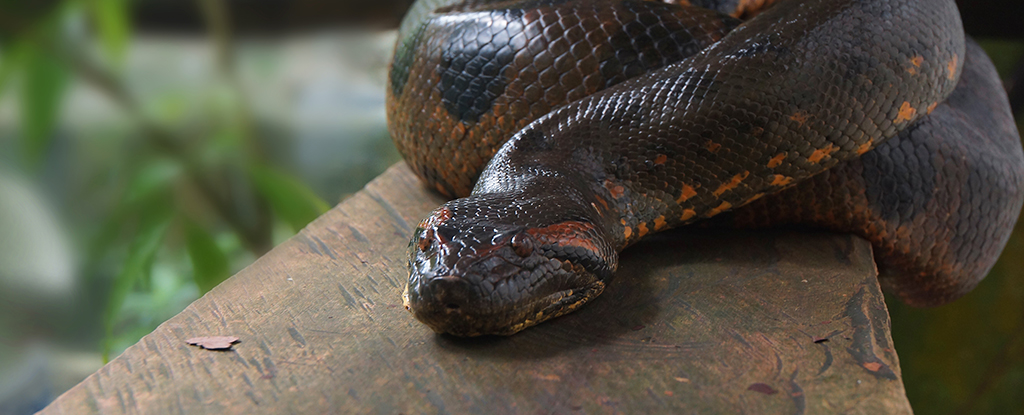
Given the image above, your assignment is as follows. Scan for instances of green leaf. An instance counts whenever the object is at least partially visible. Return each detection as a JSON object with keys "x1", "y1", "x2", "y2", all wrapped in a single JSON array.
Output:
[
  {"x1": 19, "y1": 46, "x2": 70, "y2": 166},
  {"x1": 90, "y1": 0, "x2": 131, "y2": 62},
  {"x1": 102, "y1": 215, "x2": 170, "y2": 362},
  {"x1": 0, "y1": 41, "x2": 28, "y2": 97},
  {"x1": 185, "y1": 220, "x2": 230, "y2": 294},
  {"x1": 248, "y1": 165, "x2": 330, "y2": 232},
  {"x1": 124, "y1": 159, "x2": 182, "y2": 205}
]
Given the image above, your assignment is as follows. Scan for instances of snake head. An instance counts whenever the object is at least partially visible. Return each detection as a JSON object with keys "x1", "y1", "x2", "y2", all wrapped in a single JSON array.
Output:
[{"x1": 403, "y1": 195, "x2": 616, "y2": 336}]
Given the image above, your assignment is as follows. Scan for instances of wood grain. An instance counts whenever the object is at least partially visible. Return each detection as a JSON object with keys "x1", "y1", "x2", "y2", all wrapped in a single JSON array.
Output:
[{"x1": 40, "y1": 163, "x2": 912, "y2": 414}]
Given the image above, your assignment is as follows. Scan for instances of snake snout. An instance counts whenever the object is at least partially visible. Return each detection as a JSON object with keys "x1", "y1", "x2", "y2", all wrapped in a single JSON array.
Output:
[
  {"x1": 405, "y1": 272, "x2": 499, "y2": 336},
  {"x1": 416, "y1": 275, "x2": 475, "y2": 313}
]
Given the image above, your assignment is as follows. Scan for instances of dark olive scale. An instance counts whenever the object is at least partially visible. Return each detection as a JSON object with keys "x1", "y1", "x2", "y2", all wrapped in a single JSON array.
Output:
[
  {"x1": 389, "y1": 0, "x2": 1020, "y2": 337},
  {"x1": 388, "y1": 0, "x2": 741, "y2": 196}
]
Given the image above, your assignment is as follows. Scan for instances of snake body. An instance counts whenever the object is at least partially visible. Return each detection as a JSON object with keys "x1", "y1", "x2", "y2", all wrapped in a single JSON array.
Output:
[{"x1": 387, "y1": 0, "x2": 1024, "y2": 336}]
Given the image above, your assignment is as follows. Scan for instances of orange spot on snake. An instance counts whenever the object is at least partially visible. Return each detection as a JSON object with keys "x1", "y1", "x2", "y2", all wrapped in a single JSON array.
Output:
[
  {"x1": 653, "y1": 154, "x2": 668, "y2": 165},
  {"x1": 623, "y1": 226, "x2": 632, "y2": 239},
  {"x1": 926, "y1": 102, "x2": 938, "y2": 114},
  {"x1": 680, "y1": 209, "x2": 696, "y2": 221},
  {"x1": 676, "y1": 183, "x2": 699, "y2": 204},
  {"x1": 895, "y1": 101, "x2": 916, "y2": 123},
  {"x1": 637, "y1": 223, "x2": 649, "y2": 238},
  {"x1": 947, "y1": 54, "x2": 958, "y2": 80},
  {"x1": 604, "y1": 180, "x2": 626, "y2": 199},
  {"x1": 906, "y1": 55, "x2": 923, "y2": 74},
  {"x1": 713, "y1": 171, "x2": 750, "y2": 197},
  {"x1": 863, "y1": 362, "x2": 882, "y2": 372},
  {"x1": 705, "y1": 141, "x2": 722, "y2": 153},
  {"x1": 770, "y1": 174, "x2": 794, "y2": 187},
  {"x1": 808, "y1": 144, "x2": 838, "y2": 164},
  {"x1": 789, "y1": 111, "x2": 809, "y2": 125},
  {"x1": 856, "y1": 139, "x2": 874, "y2": 155},
  {"x1": 767, "y1": 152, "x2": 786, "y2": 168},
  {"x1": 653, "y1": 215, "x2": 667, "y2": 231},
  {"x1": 706, "y1": 201, "x2": 732, "y2": 217}
]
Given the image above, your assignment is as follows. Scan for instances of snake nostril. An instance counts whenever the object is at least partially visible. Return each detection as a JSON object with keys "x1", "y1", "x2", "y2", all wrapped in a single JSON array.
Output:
[{"x1": 420, "y1": 276, "x2": 474, "y2": 315}]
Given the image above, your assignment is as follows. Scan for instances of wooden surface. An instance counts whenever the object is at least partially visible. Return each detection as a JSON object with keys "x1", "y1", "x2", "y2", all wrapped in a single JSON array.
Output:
[{"x1": 40, "y1": 163, "x2": 912, "y2": 414}]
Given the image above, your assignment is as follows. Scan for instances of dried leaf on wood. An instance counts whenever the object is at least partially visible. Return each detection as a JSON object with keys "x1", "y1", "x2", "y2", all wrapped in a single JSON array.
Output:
[{"x1": 186, "y1": 336, "x2": 240, "y2": 350}]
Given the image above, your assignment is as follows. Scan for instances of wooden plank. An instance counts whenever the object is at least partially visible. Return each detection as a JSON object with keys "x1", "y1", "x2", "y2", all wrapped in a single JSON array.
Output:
[{"x1": 40, "y1": 163, "x2": 912, "y2": 414}]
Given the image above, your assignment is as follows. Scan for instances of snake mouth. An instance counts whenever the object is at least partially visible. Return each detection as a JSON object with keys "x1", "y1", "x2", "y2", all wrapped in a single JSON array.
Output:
[{"x1": 404, "y1": 275, "x2": 605, "y2": 337}]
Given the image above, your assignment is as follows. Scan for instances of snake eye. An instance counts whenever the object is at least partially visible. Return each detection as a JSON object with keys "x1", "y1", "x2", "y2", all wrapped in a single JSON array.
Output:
[
  {"x1": 511, "y1": 233, "x2": 534, "y2": 257},
  {"x1": 418, "y1": 228, "x2": 434, "y2": 252}
]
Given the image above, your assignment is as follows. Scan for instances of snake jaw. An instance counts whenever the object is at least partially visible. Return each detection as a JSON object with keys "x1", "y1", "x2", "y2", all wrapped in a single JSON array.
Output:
[{"x1": 404, "y1": 200, "x2": 616, "y2": 336}]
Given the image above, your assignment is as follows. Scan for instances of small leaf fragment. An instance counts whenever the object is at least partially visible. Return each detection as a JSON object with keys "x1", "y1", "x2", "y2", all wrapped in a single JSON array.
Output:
[{"x1": 187, "y1": 336, "x2": 240, "y2": 350}]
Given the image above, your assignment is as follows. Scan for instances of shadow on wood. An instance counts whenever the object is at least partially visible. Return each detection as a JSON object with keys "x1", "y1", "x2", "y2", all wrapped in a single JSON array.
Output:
[{"x1": 40, "y1": 163, "x2": 912, "y2": 414}]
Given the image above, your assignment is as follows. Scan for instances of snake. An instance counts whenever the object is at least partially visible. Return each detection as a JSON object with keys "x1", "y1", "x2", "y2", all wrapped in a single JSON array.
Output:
[{"x1": 386, "y1": 0, "x2": 1024, "y2": 336}]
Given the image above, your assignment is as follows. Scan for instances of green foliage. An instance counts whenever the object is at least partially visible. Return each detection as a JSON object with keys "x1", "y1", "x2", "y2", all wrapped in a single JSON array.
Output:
[
  {"x1": 0, "y1": 41, "x2": 28, "y2": 97},
  {"x1": 0, "y1": 0, "x2": 341, "y2": 362},
  {"x1": 19, "y1": 45, "x2": 70, "y2": 166},
  {"x1": 185, "y1": 220, "x2": 230, "y2": 294},
  {"x1": 102, "y1": 214, "x2": 170, "y2": 362},
  {"x1": 89, "y1": 0, "x2": 131, "y2": 62},
  {"x1": 249, "y1": 164, "x2": 331, "y2": 232}
]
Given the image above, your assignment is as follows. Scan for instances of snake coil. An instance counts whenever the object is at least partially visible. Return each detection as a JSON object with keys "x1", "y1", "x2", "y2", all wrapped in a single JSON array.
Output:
[{"x1": 387, "y1": 0, "x2": 1024, "y2": 336}]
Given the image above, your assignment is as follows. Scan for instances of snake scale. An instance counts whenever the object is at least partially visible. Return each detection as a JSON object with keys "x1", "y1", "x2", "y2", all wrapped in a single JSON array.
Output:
[{"x1": 386, "y1": 0, "x2": 1024, "y2": 336}]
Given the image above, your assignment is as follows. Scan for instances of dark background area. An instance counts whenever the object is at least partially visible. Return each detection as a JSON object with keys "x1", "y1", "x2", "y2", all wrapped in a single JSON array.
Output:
[{"x1": 0, "y1": 0, "x2": 1022, "y2": 413}]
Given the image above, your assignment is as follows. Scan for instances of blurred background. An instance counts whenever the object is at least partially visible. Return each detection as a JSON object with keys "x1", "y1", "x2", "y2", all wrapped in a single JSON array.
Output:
[{"x1": 0, "y1": 0, "x2": 1021, "y2": 414}]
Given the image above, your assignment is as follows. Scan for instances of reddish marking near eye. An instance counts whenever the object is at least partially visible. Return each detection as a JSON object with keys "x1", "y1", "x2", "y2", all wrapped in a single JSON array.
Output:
[
  {"x1": 767, "y1": 152, "x2": 786, "y2": 168},
  {"x1": 713, "y1": 171, "x2": 750, "y2": 197},
  {"x1": 676, "y1": 183, "x2": 699, "y2": 204},
  {"x1": 526, "y1": 221, "x2": 602, "y2": 254},
  {"x1": 808, "y1": 144, "x2": 838, "y2": 164},
  {"x1": 895, "y1": 101, "x2": 916, "y2": 123},
  {"x1": 418, "y1": 228, "x2": 434, "y2": 252},
  {"x1": 653, "y1": 154, "x2": 668, "y2": 165},
  {"x1": 436, "y1": 207, "x2": 453, "y2": 222},
  {"x1": 421, "y1": 207, "x2": 453, "y2": 229}
]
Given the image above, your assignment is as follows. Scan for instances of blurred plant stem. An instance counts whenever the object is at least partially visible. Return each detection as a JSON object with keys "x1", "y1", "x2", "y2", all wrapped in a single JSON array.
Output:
[
  {"x1": 1, "y1": 1, "x2": 276, "y2": 254},
  {"x1": 1, "y1": 0, "x2": 332, "y2": 361}
]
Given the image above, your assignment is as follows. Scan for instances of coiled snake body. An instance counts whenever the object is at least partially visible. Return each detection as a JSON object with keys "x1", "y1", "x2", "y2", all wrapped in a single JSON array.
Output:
[{"x1": 387, "y1": 0, "x2": 1024, "y2": 336}]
